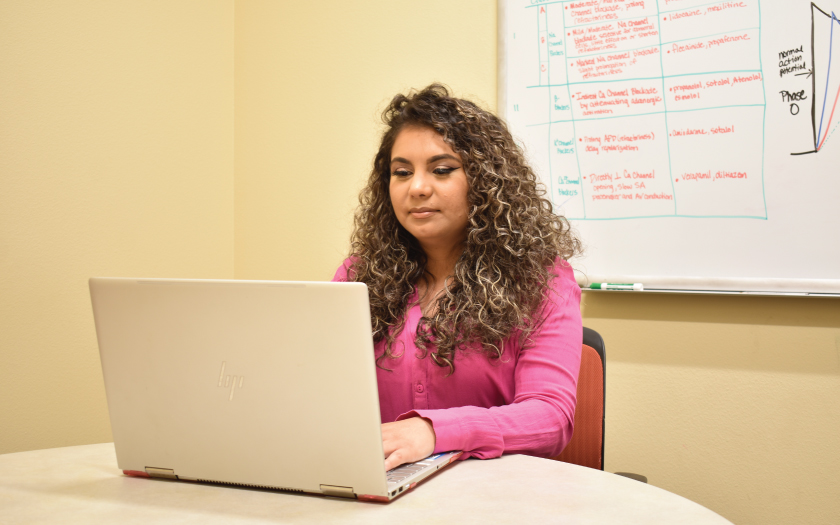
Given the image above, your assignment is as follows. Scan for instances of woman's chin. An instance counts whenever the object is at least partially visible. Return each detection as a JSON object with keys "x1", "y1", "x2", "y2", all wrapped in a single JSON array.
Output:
[{"x1": 411, "y1": 233, "x2": 467, "y2": 251}]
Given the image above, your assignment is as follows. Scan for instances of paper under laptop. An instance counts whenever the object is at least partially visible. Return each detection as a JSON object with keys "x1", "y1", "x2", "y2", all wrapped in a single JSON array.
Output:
[{"x1": 89, "y1": 277, "x2": 460, "y2": 502}]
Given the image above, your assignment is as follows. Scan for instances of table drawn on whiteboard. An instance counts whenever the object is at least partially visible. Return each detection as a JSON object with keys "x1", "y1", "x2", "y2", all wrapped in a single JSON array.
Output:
[
  {"x1": 507, "y1": 0, "x2": 773, "y2": 220},
  {"x1": 500, "y1": 0, "x2": 840, "y2": 293}
]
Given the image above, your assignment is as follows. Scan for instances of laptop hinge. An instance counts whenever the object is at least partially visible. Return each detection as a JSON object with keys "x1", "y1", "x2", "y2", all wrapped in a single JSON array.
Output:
[
  {"x1": 319, "y1": 484, "x2": 355, "y2": 498},
  {"x1": 145, "y1": 467, "x2": 178, "y2": 479}
]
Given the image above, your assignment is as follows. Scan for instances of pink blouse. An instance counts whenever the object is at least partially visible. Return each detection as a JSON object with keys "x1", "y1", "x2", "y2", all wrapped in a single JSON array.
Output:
[{"x1": 332, "y1": 258, "x2": 582, "y2": 460}]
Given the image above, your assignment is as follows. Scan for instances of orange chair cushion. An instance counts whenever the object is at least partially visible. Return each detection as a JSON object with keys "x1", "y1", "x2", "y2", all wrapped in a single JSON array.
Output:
[{"x1": 552, "y1": 343, "x2": 604, "y2": 470}]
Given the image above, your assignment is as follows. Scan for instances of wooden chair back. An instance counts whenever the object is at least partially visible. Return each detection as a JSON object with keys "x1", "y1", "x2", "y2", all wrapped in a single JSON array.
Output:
[{"x1": 552, "y1": 338, "x2": 605, "y2": 470}]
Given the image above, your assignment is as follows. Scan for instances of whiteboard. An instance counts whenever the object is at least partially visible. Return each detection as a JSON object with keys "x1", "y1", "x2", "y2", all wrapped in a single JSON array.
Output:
[{"x1": 499, "y1": 0, "x2": 840, "y2": 294}]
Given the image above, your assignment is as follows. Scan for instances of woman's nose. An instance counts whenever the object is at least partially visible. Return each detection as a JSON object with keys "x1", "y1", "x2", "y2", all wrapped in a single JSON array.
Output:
[{"x1": 409, "y1": 171, "x2": 432, "y2": 197}]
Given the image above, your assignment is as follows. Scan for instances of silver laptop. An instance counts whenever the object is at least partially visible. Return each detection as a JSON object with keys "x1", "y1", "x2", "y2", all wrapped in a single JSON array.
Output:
[{"x1": 89, "y1": 277, "x2": 461, "y2": 502}]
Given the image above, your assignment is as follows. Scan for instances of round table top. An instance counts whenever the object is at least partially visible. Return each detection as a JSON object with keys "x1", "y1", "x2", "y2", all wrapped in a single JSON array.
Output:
[{"x1": 0, "y1": 443, "x2": 731, "y2": 524}]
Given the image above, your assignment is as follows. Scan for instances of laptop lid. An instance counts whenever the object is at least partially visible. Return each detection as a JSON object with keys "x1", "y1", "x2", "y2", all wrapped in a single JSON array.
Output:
[{"x1": 90, "y1": 277, "x2": 389, "y2": 498}]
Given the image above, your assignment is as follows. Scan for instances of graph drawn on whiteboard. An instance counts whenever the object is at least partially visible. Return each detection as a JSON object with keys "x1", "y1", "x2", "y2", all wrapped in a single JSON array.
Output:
[
  {"x1": 507, "y1": 0, "x2": 769, "y2": 220},
  {"x1": 791, "y1": 4, "x2": 840, "y2": 155}
]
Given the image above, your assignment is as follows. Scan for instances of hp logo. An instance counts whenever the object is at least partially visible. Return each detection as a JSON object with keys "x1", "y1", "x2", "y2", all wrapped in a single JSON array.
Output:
[{"x1": 217, "y1": 361, "x2": 244, "y2": 401}]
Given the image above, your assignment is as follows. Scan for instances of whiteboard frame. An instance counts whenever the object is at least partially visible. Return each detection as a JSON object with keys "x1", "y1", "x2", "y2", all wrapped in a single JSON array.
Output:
[
  {"x1": 497, "y1": 0, "x2": 509, "y2": 122},
  {"x1": 496, "y1": 0, "x2": 840, "y2": 297},
  {"x1": 496, "y1": 0, "x2": 507, "y2": 122}
]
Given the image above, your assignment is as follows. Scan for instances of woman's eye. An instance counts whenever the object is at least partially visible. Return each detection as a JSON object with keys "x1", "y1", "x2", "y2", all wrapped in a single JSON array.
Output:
[
  {"x1": 392, "y1": 169, "x2": 411, "y2": 177},
  {"x1": 433, "y1": 166, "x2": 458, "y2": 175}
]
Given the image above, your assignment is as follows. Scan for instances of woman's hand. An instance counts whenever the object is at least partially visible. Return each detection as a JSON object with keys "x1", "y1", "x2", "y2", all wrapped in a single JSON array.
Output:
[{"x1": 381, "y1": 417, "x2": 436, "y2": 471}]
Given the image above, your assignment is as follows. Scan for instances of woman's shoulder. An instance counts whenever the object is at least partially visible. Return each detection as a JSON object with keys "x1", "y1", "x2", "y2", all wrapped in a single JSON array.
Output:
[
  {"x1": 331, "y1": 256, "x2": 359, "y2": 282},
  {"x1": 545, "y1": 257, "x2": 581, "y2": 306},
  {"x1": 549, "y1": 257, "x2": 577, "y2": 284}
]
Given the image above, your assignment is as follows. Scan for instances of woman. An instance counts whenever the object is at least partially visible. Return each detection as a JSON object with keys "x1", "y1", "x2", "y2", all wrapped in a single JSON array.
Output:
[{"x1": 333, "y1": 84, "x2": 582, "y2": 471}]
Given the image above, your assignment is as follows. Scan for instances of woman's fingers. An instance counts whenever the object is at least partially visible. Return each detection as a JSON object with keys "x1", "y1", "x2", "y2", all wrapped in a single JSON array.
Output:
[
  {"x1": 383, "y1": 450, "x2": 406, "y2": 472},
  {"x1": 381, "y1": 417, "x2": 436, "y2": 471}
]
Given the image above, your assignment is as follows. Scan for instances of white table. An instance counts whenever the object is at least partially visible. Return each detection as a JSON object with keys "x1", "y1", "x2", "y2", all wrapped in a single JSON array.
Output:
[{"x1": 0, "y1": 443, "x2": 731, "y2": 524}]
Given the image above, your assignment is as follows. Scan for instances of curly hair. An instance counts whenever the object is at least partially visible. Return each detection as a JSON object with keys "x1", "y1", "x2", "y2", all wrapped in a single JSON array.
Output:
[{"x1": 349, "y1": 84, "x2": 580, "y2": 374}]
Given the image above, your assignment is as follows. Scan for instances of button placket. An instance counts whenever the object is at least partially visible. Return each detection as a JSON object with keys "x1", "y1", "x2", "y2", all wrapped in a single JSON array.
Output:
[
  {"x1": 407, "y1": 298, "x2": 427, "y2": 410},
  {"x1": 412, "y1": 344, "x2": 430, "y2": 410}
]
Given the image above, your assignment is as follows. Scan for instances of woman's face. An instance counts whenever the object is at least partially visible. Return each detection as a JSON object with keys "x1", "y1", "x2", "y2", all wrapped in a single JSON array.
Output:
[{"x1": 389, "y1": 126, "x2": 470, "y2": 252}]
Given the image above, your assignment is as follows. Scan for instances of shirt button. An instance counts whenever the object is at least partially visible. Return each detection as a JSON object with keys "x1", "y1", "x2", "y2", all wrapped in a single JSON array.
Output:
[{"x1": 416, "y1": 384, "x2": 424, "y2": 393}]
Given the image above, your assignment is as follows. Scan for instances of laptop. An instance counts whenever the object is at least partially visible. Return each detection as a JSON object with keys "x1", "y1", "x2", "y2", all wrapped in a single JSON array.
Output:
[{"x1": 89, "y1": 277, "x2": 461, "y2": 502}]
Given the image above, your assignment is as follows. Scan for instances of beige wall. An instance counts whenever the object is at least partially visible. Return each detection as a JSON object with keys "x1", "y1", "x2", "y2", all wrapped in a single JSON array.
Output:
[
  {"x1": 233, "y1": 0, "x2": 497, "y2": 281},
  {"x1": 3, "y1": 1, "x2": 839, "y2": 524},
  {"x1": 587, "y1": 294, "x2": 840, "y2": 525},
  {"x1": 0, "y1": 1, "x2": 235, "y2": 453}
]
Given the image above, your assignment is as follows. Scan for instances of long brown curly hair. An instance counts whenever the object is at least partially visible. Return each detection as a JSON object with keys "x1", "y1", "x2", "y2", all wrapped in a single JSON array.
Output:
[{"x1": 349, "y1": 84, "x2": 580, "y2": 374}]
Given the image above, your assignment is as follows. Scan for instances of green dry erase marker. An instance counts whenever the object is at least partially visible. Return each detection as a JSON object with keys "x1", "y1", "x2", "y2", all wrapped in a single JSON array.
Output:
[{"x1": 590, "y1": 283, "x2": 644, "y2": 291}]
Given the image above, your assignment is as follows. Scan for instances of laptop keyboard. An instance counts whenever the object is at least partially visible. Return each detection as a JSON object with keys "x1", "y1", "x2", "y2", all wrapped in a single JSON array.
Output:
[{"x1": 386, "y1": 458, "x2": 434, "y2": 484}]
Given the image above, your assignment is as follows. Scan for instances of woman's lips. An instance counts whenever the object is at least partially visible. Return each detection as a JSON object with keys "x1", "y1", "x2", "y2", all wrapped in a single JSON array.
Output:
[{"x1": 409, "y1": 208, "x2": 438, "y2": 219}]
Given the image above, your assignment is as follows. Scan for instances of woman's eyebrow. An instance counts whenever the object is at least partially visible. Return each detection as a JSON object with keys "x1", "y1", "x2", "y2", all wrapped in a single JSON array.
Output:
[
  {"x1": 427, "y1": 154, "x2": 460, "y2": 164},
  {"x1": 390, "y1": 157, "x2": 411, "y2": 165}
]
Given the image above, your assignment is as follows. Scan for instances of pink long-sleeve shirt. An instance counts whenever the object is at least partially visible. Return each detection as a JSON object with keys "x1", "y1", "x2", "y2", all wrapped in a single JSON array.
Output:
[{"x1": 332, "y1": 258, "x2": 582, "y2": 460}]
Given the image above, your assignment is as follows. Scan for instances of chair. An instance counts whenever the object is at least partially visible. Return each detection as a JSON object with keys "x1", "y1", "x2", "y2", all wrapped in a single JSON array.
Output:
[{"x1": 551, "y1": 327, "x2": 605, "y2": 470}]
